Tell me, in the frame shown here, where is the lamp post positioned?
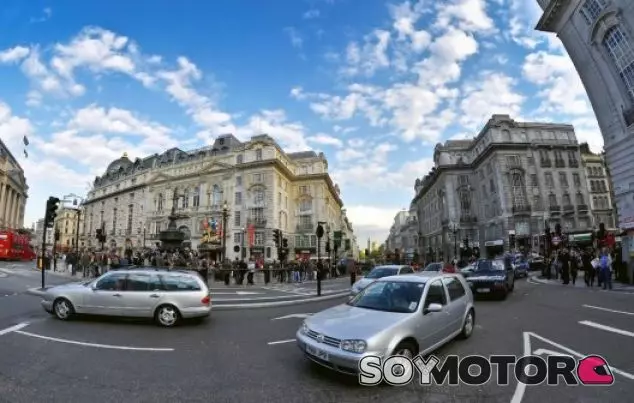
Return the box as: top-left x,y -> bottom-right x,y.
449,223 -> 458,261
316,221 -> 326,296
221,200 -> 229,263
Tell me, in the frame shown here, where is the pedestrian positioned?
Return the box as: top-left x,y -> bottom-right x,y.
600,248 -> 613,290
560,248 -> 570,285
583,249 -> 594,287
570,250 -> 579,285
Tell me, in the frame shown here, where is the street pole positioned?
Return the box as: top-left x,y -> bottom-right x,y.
40,225 -> 47,289
222,201 -> 228,263
316,222 -> 325,296
53,230 -> 59,272
75,209 -> 81,253
142,227 -> 146,249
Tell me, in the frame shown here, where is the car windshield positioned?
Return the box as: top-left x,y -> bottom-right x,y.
475,260 -> 505,271
348,281 -> 425,313
365,267 -> 399,279
424,263 -> 441,271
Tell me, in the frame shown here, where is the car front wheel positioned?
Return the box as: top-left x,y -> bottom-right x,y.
53,298 -> 74,321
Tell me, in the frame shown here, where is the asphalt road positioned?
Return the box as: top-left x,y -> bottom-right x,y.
0,276 -> 632,402
0,261 -> 77,331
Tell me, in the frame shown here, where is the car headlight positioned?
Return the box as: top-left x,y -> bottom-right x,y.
300,322 -> 309,335
341,339 -> 367,353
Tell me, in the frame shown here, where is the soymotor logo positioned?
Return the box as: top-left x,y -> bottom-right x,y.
359,354 -> 615,386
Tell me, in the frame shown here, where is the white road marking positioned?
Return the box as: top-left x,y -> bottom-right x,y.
211,291 -> 262,295
13,330 -> 174,351
510,332 -> 530,403
583,304 -> 634,316
267,339 -> 296,345
528,331 -> 634,380
272,313 -> 312,320
579,320 -> 634,338
0,322 -> 29,337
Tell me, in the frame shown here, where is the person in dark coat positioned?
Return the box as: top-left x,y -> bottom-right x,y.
570,250 -> 579,285
560,248 -> 570,285
582,249 -> 594,287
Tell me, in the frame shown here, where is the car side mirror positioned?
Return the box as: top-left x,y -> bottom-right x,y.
424,303 -> 443,314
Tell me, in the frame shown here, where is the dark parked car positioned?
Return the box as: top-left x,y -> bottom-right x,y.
464,259 -> 515,299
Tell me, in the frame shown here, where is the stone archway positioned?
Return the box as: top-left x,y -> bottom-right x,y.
178,225 -> 191,240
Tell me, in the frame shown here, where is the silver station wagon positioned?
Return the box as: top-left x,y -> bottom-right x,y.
41,269 -> 211,327
297,272 -> 475,374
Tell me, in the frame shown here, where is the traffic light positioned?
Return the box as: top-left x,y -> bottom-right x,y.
365,248 -> 370,257
273,229 -> 281,247
44,196 -> 60,228
282,238 -> 288,248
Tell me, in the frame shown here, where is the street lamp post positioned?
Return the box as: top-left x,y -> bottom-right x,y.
316,221 -> 326,296
449,223 -> 458,261
221,200 -> 229,263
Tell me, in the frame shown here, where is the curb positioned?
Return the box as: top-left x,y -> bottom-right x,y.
211,291 -> 349,310
26,288 -> 48,297
529,276 -> 634,293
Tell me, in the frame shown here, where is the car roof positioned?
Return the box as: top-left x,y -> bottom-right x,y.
105,268 -> 198,277
376,272 -> 452,284
372,265 -> 406,270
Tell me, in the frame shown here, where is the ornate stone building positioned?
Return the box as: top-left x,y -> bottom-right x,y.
413,115 -> 594,261
0,139 -> 27,229
580,143 -> 616,228
79,134 -> 356,262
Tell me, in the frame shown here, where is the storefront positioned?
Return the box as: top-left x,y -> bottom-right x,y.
567,232 -> 593,248
294,248 -> 316,261
249,247 -> 265,261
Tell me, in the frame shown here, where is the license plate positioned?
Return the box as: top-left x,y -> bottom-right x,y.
306,345 -> 329,361
477,288 -> 490,293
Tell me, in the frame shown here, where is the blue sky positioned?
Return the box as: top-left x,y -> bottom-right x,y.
0,0 -> 602,242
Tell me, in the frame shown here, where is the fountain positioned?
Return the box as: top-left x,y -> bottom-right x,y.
158,188 -> 186,251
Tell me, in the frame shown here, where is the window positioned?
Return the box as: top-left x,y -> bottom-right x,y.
127,204 -> 133,232
234,232 -> 241,244
559,172 -> 569,188
253,173 -> 262,183
234,211 -> 241,226
506,155 -> 521,168
126,274 -> 162,291
254,231 -> 264,246
236,176 -> 242,186
193,186 -> 200,207
212,185 -> 222,205
255,149 -> 263,161
236,155 -> 243,164
603,25 -> 634,101
182,188 -> 189,208
563,193 -> 572,206
591,181 -> 597,192
299,199 -> 312,212
489,178 -> 495,193
573,173 -> 581,188
112,208 -> 117,231
576,192 -> 585,205
254,189 -> 265,204
545,173 -> 554,188
511,173 -> 526,207
96,273 -> 127,291
442,277 -> 466,301
458,175 -> 469,186
157,194 -> 164,211
424,280 -> 447,307
549,193 -> 558,207
299,185 -> 310,194
530,174 -> 538,187
160,275 -> 201,291
235,191 -> 242,205
580,0 -> 607,24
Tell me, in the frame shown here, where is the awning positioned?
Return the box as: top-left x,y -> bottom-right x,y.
569,233 -> 592,242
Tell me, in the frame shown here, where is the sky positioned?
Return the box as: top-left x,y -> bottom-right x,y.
0,0 -> 604,244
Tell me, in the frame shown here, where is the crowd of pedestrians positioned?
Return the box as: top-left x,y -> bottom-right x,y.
543,246 -> 619,290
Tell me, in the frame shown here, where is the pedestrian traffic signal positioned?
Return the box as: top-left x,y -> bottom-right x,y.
282,238 -> 288,248
44,196 -> 60,227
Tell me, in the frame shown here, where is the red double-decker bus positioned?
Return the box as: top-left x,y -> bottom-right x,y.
0,230 -> 36,261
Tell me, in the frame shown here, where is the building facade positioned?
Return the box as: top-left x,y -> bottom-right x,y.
79,134 -> 356,262
580,143 -> 616,228
413,115 -> 594,261
0,140 -> 27,229
53,206 -> 81,252
385,209 -> 419,262
536,0 -> 634,230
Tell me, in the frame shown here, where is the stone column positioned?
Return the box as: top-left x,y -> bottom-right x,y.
0,183 -> 5,226
5,188 -> 13,228
13,194 -> 20,229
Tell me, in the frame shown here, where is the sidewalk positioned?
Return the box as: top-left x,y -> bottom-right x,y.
530,272 -> 634,293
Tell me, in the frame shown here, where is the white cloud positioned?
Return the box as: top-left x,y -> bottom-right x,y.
459,72 -> 525,128
346,205 -> 402,237
68,104 -> 172,138
0,46 -> 30,63
284,27 -> 303,48
340,30 -> 391,77
303,9 -> 320,19
0,101 -> 34,154
234,109 -> 310,152
434,0 -> 496,34
308,133 -> 343,148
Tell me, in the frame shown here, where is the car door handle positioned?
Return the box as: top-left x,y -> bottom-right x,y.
149,294 -> 160,298
112,293 -> 122,297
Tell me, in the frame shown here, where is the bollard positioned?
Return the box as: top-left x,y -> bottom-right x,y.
351,270 -> 356,286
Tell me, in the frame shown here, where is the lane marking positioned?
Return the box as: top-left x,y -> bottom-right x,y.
272,313 -> 312,320
583,304 -> 634,316
510,331 -> 530,403
0,322 -> 29,337
578,320 -> 634,338
528,331 -> 634,380
267,339 -> 296,345
13,330 -> 174,351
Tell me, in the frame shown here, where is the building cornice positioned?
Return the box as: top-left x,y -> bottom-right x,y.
536,0 -> 569,33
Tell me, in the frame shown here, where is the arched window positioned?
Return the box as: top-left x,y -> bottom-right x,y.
511,172 -> 526,207
603,25 -> 634,101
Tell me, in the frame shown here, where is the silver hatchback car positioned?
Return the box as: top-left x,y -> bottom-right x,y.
41,269 -> 211,327
297,272 -> 475,374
